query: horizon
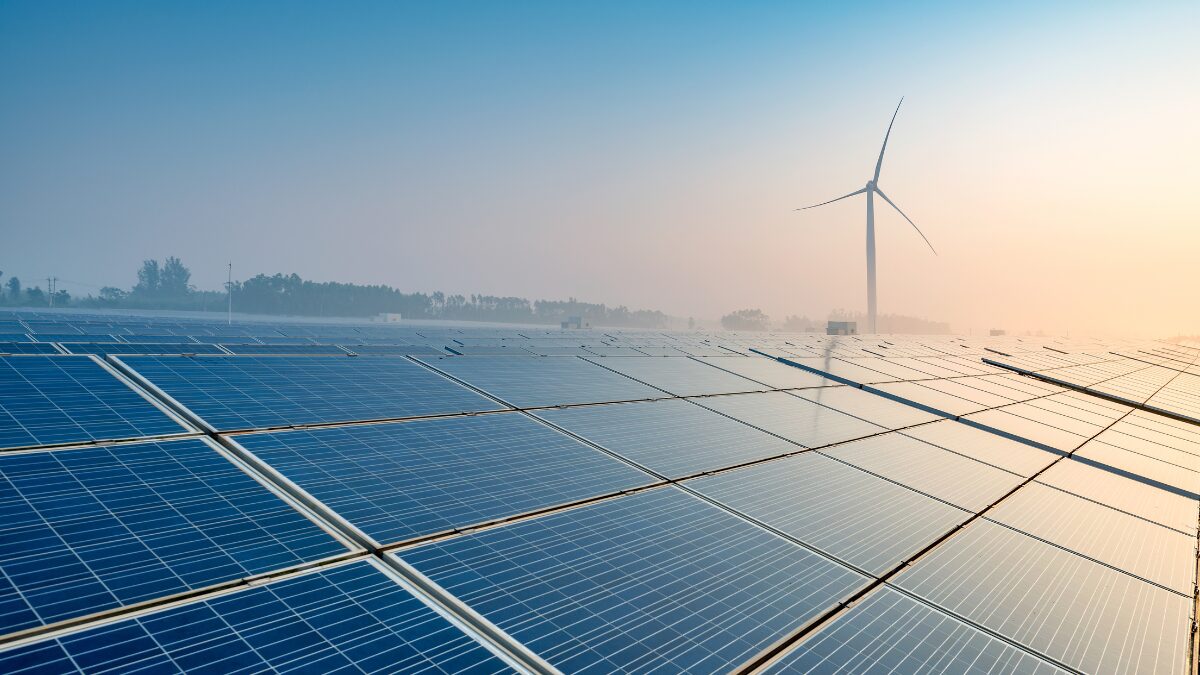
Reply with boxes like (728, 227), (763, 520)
(3, 1), (1197, 339)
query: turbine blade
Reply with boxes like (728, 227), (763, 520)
(874, 187), (937, 255)
(873, 97), (904, 182)
(795, 187), (866, 210)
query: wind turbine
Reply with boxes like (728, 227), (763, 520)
(797, 97), (936, 335)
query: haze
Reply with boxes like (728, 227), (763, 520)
(2, 1), (1197, 337)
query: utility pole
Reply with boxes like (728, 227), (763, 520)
(46, 277), (58, 307)
(226, 263), (233, 325)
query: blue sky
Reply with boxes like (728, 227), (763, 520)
(2, 1), (1197, 335)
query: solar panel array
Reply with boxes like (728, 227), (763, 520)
(0, 307), (1196, 675)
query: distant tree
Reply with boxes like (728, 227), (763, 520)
(51, 290), (70, 306)
(781, 315), (818, 332)
(24, 286), (45, 306)
(134, 259), (161, 297)
(5, 276), (19, 300)
(721, 309), (770, 331)
(160, 256), (191, 298)
(100, 286), (127, 302)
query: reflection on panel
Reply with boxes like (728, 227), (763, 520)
(398, 487), (867, 674)
(689, 453), (968, 574)
(896, 521), (1191, 675)
(766, 587), (1067, 674)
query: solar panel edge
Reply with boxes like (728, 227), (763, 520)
(107, 354), (222, 434)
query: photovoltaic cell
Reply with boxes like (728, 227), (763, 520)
(232, 413), (655, 546)
(895, 521), (1192, 675)
(398, 487), (867, 674)
(0, 356), (189, 451)
(0, 438), (351, 636)
(418, 356), (664, 408)
(0, 560), (513, 674)
(689, 453), (968, 575)
(534, 398), (798, 477)
(765, 587), (1067, 674)
(117, 355), (503, 431)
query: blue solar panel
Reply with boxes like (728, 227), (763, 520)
(0, 356), (189, 451)
(418, 356), (665, 407)
(0, 437), (353, 636)
(0, 344), (60, 355)
(398, 487), (867, 673)
(765, 587), (1067, 674)
(233, 413), (654, 546)
(57, 343), (226, 356)
(534, 398), (798, 477)
(0, 560), (513, 674)
(220, 344), (349, 355)
(116, 355), (504, 431)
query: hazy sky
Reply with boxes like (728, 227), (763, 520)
(2, 1), (1197, 337)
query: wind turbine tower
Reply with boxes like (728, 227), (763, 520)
(797, 98), (936, 334)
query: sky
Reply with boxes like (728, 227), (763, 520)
(1, 1), (1197, 337)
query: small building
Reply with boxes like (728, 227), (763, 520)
(989, 329), (1006, 336)
(561, 316), (584, 329)
(827, 320), (857, 336)
(373, 312), (403, 323)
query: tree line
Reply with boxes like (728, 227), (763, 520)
(1, 258), (671, 328)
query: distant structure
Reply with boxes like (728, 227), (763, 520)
(827, 320), (857, 336)
(373, 312), (403, 323)
(796, 98), (937, 335)
(990, 328), (1006, 336)
(561, 316), (585, 329)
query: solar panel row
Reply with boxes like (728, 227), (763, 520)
(0, 311), (1193, 675)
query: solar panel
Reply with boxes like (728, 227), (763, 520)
(691, 356), (837, 389)
(900, 420), (1057, 476)
(689, 453), (969, 575)
(822, 434), (1025, 511)
(764, 587), (1068, 674)
(219, 344), (349, 355)
(984, 482), (1194, 593)
(338, 344), (446, 356)
(894, 520), (1192, 675)
(1035, 458), (1197, 534)
(0, 559), (513, 674)
(417, 355), (665, 408)
(534, 398), (798, 478)
(115, 355), (504, 432)
(698, 391), (886, 448)
(0, 356), (190, 451)
(582, 356), (767, 397)
(0, 343), (60, 356)
(230, 413), (655, 546)
(57, 343), (226, 356)
(791, 386), (943, 429)
(0, 437), (353, 636)
(397, 487), (867, 673)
